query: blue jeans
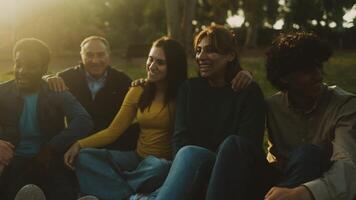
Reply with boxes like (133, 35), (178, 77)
(75, 148), (170, 200)
(154, 145), (216, 200)
(206, 135), (332, 200)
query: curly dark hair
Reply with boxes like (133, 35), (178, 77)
(13, 38), (51, 73)
(265, 31), (332, 91)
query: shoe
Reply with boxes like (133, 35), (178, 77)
(128, 194), (150, 200)
(77, 195), (99, 200)
(14, 184), (46, 200)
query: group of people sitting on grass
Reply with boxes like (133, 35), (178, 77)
(0, 25), (355, 200)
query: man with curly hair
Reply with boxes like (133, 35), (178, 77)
(205, 32), (356, 200)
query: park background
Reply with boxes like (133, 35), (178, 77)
(0, 0), (355, 97)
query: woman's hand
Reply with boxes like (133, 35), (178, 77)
(64, 142), (81, 170)
(231, 70), (253, 91)
(131, 78), (147, 87)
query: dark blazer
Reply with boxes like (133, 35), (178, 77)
(58, 65), (138, 150)
(58, 65), (131, 131)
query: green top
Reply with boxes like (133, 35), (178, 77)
(173, 78), (266, 155)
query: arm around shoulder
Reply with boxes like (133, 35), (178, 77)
(237, 81), (266, 147)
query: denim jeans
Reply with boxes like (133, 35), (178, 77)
(154, 145), (216, 200)
(75, 148), (170, 200)
(206, 135), (332, 200)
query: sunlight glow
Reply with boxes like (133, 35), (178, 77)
(292, 24), (300, 29)
(278, 0), (286, 6)
(329, 21), (337, 28)
(0, 0), (59, 25)
(343, 4), (356, 28)
(264, 21), (273, 28)
(320, 21), (326, 27)
(273, 19), (284, 30)
(0, 0), (16, 25)
(311, 20), (318, 26)
(226, 9), (245, 28)
(227, 15), (245, 28)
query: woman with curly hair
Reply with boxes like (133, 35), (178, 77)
(205, 31), (356, 200)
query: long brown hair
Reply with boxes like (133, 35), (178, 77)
(138, 36), (188, 111)
(194, 25), (241, 82)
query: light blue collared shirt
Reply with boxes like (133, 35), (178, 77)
(84, 70), (108, 99)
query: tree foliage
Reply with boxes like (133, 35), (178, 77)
(5, 0), (356, 53)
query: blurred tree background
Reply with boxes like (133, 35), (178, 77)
(1, 0), (356, 56)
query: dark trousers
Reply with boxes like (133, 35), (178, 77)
(206, 135), (332, 200)
(0, 154), (77, 200)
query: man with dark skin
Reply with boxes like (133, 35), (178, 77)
(0, 38), (94, 200)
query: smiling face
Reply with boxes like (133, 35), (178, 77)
(195, 36), (233, 83)
(146, 46), (167, 83)
(14, 51), (45, 93)
(80, 39), (110, 79)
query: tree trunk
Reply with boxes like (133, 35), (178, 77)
(244, 23), (258, 48)
(243, 0), (262, 49)
(165, 0), (182, 42)
(182, 0), (197, 53)
(165, 0), (197, 53)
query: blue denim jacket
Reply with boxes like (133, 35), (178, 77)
(0, 80), (94, 153)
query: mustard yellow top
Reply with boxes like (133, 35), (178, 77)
(78, 86), (174, 159)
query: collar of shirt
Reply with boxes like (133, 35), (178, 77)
(284, 83), (328, 115)
(84, 69), (108, 99)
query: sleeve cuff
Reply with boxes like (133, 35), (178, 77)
(303, 179), (330, 200)
(78, 140), (86, 148)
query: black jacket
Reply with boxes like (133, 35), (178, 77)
(58, 65), (138, 150)
(58, 65), (132, 132)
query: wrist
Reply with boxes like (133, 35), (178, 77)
(295, 186), (313, 200)
(76, 141), (82, 149)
